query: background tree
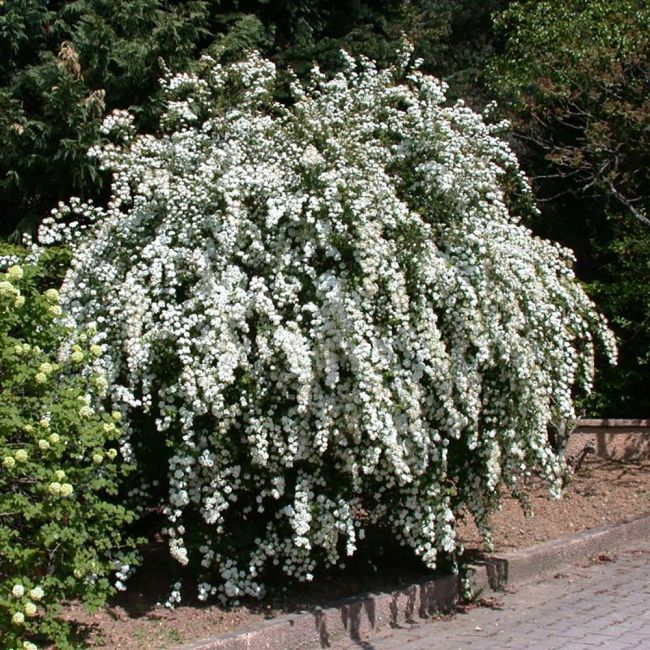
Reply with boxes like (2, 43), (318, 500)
(0, 0), (508, 239)
(0, 0), (404, 238)
(488, 0), (649, 415)
(0, 0), (265, 238)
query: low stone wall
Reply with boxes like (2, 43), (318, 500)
(566, 419), (650, 461)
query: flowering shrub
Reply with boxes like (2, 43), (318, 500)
(40, 49), (616, 603)
(0, 250), (137, 650)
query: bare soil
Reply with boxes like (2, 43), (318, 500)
(457, 455), (650, 551)
(58, 455), (650, 650)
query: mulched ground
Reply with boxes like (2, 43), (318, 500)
(56, 454), (650, 650)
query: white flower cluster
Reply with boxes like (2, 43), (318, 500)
(113, 558), (136, 592)
(8, 582), (43, 648)
(41, 49), (616, 602)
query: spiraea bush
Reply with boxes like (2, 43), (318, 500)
(0, 248), (137, 650)
(40, 49), (616, 603)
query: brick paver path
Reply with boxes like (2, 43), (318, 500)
(335, 544), (650, 649)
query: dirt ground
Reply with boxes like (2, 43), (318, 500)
(58, 455), (650, 650)
(457, 455), (650, 551)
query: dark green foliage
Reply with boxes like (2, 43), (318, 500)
(264, 0), (448, 80)
(489, 0), (649, 226)
(0, 1), (508, 238)
(0, 1), (269, 238)
(272, 1), (514, 105)
(488, 0), (650, 415)
(588, 222), (650, 414)
(409, 0), (513, 105)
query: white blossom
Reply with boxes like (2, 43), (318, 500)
(41, 49), (616, 602)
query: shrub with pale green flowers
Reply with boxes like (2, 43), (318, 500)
(40, 48), (615, 604)
(0, 253), (137, 650)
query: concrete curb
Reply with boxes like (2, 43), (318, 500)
(176, 513), (650, 650)
(176, 574), (458, 650)
(468, 512), (650, 593)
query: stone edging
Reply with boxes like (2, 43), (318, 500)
(175, 572), (458, 650)
(176, 513), (650, 650)
(575, 419), (650, 434)
(467, 512), (650, 592)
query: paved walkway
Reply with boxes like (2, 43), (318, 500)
(334, 544), (650, 650)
